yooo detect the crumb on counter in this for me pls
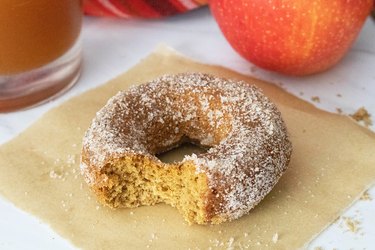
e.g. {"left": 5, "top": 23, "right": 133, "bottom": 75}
{"left": 311, "top": 96, "right": 320, "bottom": 103}
{"left": 343, "top": 216, "right": 361, "bottom": 233}
{"left": 250, "top": 66, "right": 257, "bottom": 73}
{"left": 360, "top": 190, "right": 372, "bottom": 201}
{"left": 350, "top": 107, "right": 373, "bottom": 127}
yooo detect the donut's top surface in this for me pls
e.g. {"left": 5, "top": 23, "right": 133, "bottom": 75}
{"left": 81, "top": 73, "right": 292, "bottom": 221}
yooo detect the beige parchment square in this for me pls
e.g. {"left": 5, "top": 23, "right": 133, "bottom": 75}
{"left": 0, "top": 46, "right": 374, "bottom": 249}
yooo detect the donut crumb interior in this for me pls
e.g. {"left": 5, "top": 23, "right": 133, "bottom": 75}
{"left": 96, "top": 156, "right": 210, "bottom": 224}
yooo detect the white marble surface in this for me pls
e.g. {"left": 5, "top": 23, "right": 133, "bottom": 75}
{"left": 0, "top": 7, "right": 374, "bottom": 249}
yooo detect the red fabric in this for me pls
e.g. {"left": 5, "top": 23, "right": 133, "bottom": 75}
{"left": 83, "top": 0, "right": 208, "bottom": 19}
{"left": 125, "top": 0, "right": 161, "bottom": 18}
{"left": 84, "top": 0, "right": 120, "bottom": 17}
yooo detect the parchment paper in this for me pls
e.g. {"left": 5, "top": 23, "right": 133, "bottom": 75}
{"left": 0, "top": 46, "right": 375, "bottom": 249}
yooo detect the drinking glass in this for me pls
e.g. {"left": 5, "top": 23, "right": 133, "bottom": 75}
{"left": 0, "top": 0, "right": 83, "bottom": 112}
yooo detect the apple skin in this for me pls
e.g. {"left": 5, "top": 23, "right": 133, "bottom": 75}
{"left": 210, "top": 0, "right": 373, "bottom": 75}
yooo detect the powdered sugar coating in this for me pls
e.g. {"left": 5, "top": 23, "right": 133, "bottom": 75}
{"left": 81, "top": 73, "right": 292, "bottom": 222}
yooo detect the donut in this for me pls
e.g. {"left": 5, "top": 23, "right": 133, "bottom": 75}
{"left": 80, "top": 73, "right": 292, "bottom": 224}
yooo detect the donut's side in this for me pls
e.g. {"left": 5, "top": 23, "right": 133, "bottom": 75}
{"left": 182, "top": 79, "right": 293, "bottom": 223}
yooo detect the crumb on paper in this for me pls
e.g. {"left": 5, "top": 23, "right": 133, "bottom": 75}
{"left": 311, "top": 96, "right": 320, "bottom": 103}
{"left": 49, "top": 170, "right": 62, "bottom": 179}
{"left": 227, "top": 237, "right": 234, "bottom": 248}
{"left": 209, "top": 238, "right": 220, "bottom": 247}
{"left": 299, "top": 91, "right": 304, "bottom": 96}
{"left": 350, "top": 107, "right": 373, "bottom": 127}
{"left": 66, "top": 154, "right": 76, "bottom": 165}
{"left": 336, "top": 94, "right": 342, "bottom": 97}
{"left": 360, "top": 190, "right": 372, "bottom": 201}
{"left": 272, "top": 233, "right": 278, "bottom": 243}
{"left": 336, "top": 108, "right": 343, "bottom": 114}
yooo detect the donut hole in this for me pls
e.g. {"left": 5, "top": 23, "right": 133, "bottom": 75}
{"left": 156, "top": 142, "right": 208, "bottom": 164}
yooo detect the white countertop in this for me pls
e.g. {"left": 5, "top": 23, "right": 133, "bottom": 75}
{"left": 0, "top": 7, "right": 374, "bottom": 249}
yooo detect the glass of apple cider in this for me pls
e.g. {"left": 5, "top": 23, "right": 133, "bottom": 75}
{"left": 0, "top": 0, "right": 83, "bottom": 112}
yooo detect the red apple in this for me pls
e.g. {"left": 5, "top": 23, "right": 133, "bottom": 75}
{"left": 210, "top": 0, "right": 373, "bottom": 75}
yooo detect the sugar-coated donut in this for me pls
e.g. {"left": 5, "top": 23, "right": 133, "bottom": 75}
{"left": 80, "top": 73, "right": 292, "bottom": 224}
